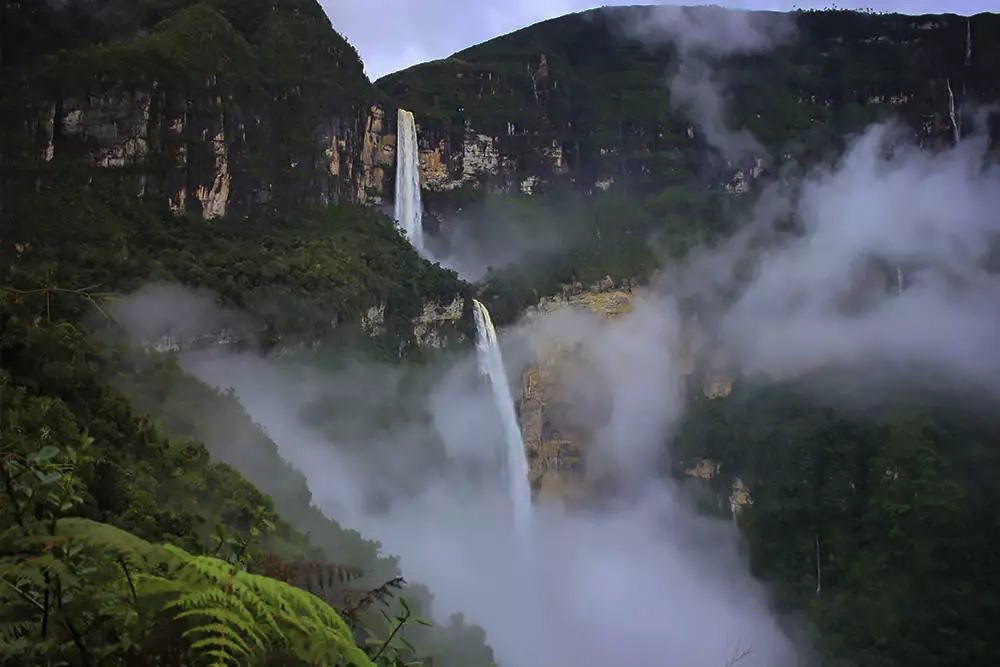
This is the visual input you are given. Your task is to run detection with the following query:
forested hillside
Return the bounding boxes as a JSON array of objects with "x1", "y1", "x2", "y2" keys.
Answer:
[
  {"x1": 671, "y1": 372, "x2": 1000, "y2": 667},
  {"x1": 1, "y1": 1, "x2": 491, "y2": 665},
  {"x1": 381, "y1": 6, "x2": 1000, "y2": 666},
  {"x1": 381, "y1": 7, "x2": 1000, "y2": 324}
]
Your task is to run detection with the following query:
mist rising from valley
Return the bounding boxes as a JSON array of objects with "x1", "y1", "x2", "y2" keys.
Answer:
[{"x1": 108, "y1": 7, "x2": 1000, "y2": 667}]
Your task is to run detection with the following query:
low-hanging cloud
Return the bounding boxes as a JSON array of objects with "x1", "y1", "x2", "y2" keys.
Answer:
[
  {"x1": 674, "y1": 120, "x2": 1000, "y2": 398},
  {"x1": 426, "y1": 208, "x2": 571, "y2": 284},
  {"x1": 171, "y1": 297, "x2": 802, "y2": 667}
]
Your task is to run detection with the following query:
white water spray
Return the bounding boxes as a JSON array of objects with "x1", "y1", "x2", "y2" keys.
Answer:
[
  {"x1": 471, "y1": 299, "x2": 533, "y2": 533},
  {"x1": 394, "y1": 108, "x2": 424, "y2": 253}
]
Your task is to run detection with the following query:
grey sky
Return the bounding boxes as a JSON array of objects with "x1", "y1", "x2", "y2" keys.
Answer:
[{"x1": 320, "y1": 0, "x2": 999, "y2": 80}]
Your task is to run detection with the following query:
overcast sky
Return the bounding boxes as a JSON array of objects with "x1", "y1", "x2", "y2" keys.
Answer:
[{"x1": 320, "y1": 0, "x2": 998, "y2": 80}]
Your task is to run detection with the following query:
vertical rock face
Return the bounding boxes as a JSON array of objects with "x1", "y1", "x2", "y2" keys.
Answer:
[
  {"x1": 379, "y1": 8, "x2": 1000, "y2": 200},
  {"x1": 414, "y1": 120, "x2": 514, "y2": 192},
  {"x1": 682, "y1": 458, "x2": 752, "y2": 518},
  {"x1": 412, "y1": 297, "x2": 467, "y2": 349},
  {"x1": 357, "y1": 104, "x2": 397, "y2": 204},
  {"x1": 5, "y1": 2, "x2": 397, "y2": 217},
  {"x1": 516, "y1": 279, "x2": 735, "y2": 503}
]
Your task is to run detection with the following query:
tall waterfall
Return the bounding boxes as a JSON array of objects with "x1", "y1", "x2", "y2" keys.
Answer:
[
  {"x1": 895, "y1": 267, "x2": 904, "y2": 295},
  {"x1": 394, "y1": 108, "x2": 424, "y2": 253},
  {"x1": 472, "y1": 299, "x2": 533, "y2": 532}
]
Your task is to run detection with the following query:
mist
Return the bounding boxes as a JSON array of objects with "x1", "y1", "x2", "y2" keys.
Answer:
[
  {"x1": 170, "y1": 294, "x2": 801, "y2": 667},
  {"x1": 422, "y1": 198, "x2": 580, "y2": 283},
  {"x1": 111, "y1": 106, "x2": 1000, "y2": 666},
  {"x1": 669, "y1": 120, "x2": 1000, "y2": 398}
]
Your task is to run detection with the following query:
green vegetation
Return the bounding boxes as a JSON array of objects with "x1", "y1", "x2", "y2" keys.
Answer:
[
  {"x1": 464, "y1": 186, "x2": 745, "y2": 325},
  {"x1": 3, "y1": 173, "x2": 468, "y2": 353},
  {"x1": 0, "y1": 383, "x2": 434, "y2": 666},
  {"x1": 672, "y1": 373, "x2": 1000, "y2": 667},
  {"x1": 383, "y1": 6, "x2": 1000, "y2": 318},
  {"x1": 1, "y1": 0, "x2": 390, "y2": 216},
  {"x1": 1, "y1": 3, "x2": 490, "y2": 664},
  {"x1": 381, "y1": 8, "x2": 1000, "y2": 172},
  {"x1": 0, "y1": 303, "x2": 494, "y2": 665}
]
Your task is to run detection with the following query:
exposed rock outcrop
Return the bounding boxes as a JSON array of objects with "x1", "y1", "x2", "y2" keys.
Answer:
[
  {"x1": 7, "y1": 2, "x2": 398, "y2": 217},
  {"x1": 516, "y1": 279, "x2": 735, "y2": 503},
  {"x1": 683, "y1": 457, "x2": 752, "y2": 518},
  {"x1": 413, "y1": 297, "x2": 467, "y2": 349}
]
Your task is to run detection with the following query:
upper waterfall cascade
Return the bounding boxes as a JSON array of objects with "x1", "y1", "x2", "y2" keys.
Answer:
[
  {"x1": 394, "y1": 108, "x2": 425, "y2": 253},
  {"x1": 472, "y1": 299, "x2": 533, "y2": 533}
]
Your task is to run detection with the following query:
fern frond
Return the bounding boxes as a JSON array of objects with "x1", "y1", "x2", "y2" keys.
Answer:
[
  {"x1": 3, "y1": 518, "x2": 375, "y2": 667},
  {"x1": 53, "y1": 517, "x2": 168, "y2": 570}
]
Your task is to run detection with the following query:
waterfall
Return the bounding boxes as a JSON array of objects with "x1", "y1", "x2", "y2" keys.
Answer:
[
  {"x1": 394, "y1": 108, "x2": 424, "y2": 253},
  {"x1": 895, "y1": 266, "x2": 904, "y2": 296},
  {"x1": 966, "y1": 19, "x2": 972, "y2": 65},
  {"x1": 472, "y1": 299, "x2": 533, "y2": 533},
  {"x1": 945, "y1": 78, "x2": 961, "y2": 145}
]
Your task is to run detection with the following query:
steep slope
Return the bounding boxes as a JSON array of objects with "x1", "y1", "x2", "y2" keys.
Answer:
[
  {"x1": 2, "y1": 0, "x2": 399, "y2": 216},
  {"x1": 2, "y1": 0, "x2": 473, "y2": 353},
  {"x1": 671, "y1": 373, "x2": 1000, "y2": 667},
  {"x1": 379, "y1": 7, "x2": 999, "y2": 198},
  {"x1": 377, "y1": 12, "x2": 1000, "y2": 667},
  {"x1": 0, "y1": 2, "x2": 494, "y2": 665}
]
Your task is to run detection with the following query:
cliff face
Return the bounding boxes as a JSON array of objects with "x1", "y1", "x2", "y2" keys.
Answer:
[
  {"x1": 515, "y1": 255, "x2": 911, "y2": 504},
  {"x1": 2, "y1": 0, "x2": 399, "y2": 217},
  {"x1": 517, "y1": 278, "x2": 734, "y2": 502},
  {"x1": 378, "y1": 8, "x2": 1000, "y2": 199}
]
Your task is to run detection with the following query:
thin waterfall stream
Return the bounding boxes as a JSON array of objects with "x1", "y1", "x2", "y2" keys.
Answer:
[{"x1": 472, "y1": 299, "x2": 533, "y2": 534}]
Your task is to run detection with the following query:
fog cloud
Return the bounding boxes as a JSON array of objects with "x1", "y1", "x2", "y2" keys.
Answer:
[
  {"x1": 670, "y1": 120, "x2": 1000, "y2": 397},
  {"x1": 173, "y1": 298, "x2": 801, "y2": 667}
]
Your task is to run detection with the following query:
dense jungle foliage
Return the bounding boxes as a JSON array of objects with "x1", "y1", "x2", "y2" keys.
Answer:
[
  {"x1": 1, "y1": 1, "x2": 492, "y2": 664},
  {"x1": 3, "y1": 173, "x2": 468, "y2": 350},
  {"x1": 0, "y1": 180, "x2": 490, "y2": 667},
  {"x1": 671, "y1": 372, "x2": 1000, "y2": 667},
  {"x1": 0, "y1": 311, "x2": 495, "y2": 666},
  {"x1": 381, "y1": 7, "x2": 1000, "y2": 172}
]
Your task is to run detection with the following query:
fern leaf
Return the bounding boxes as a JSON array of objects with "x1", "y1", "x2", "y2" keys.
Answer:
[{"x1": 188, "y1": 630, "x2": 255, "y2": 657}]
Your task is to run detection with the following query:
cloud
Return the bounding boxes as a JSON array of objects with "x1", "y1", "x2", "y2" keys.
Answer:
[
  {"x1": 172, "y1": 303, "x2": 802, "y2": 667},
  {"x1": 668, "y1": 59, "x2": 768, "y2": 165},
  {"x1": 622, "y1": 5, "x2": 796, "y2": 56},
  {"x1": 109, "y1": 282, "x2": 255, "y2": 345},
  {"x1": 638, "y1": 113, "x2": 1000, "y2": 409},
  {"x1": 424, "y1": 204, "x2": 573, "y2": 283}
]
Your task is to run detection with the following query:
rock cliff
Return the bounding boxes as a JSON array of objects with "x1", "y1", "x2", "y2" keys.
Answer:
[
  {"x1": 514, "y1": 254, "x2": 911, "y2": 504},
  {"x1": 2, "y1": 0, "x2": 400, "y2": 217},
  {"x1": 517, "y1": 278, "x2": 734, "y2": 502},
  {"x1": 379, "y1": 8, "x2": 1000, "y2": 200}
]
